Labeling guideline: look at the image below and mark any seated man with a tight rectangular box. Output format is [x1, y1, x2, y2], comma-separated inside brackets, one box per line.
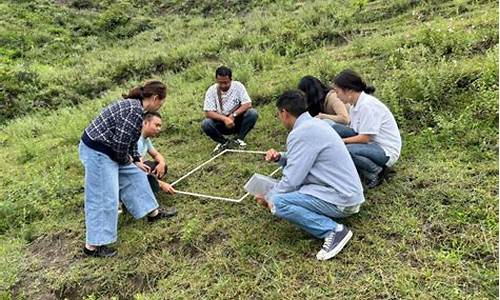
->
[201, 66, 258, 153]
[137, 111, 169, 193]
[256, 90, 365, 261]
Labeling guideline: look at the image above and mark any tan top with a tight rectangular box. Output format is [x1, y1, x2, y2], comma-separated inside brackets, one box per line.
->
[319, 90, 350, 125]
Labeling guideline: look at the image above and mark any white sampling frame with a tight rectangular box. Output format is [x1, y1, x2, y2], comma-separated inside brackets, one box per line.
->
[171, 149, 281, 203]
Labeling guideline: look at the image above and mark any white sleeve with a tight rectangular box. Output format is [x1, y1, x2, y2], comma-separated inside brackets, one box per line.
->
[203, 87, 217, 111]
[239, 83, 251, 104]
[357, 105, 383, 135]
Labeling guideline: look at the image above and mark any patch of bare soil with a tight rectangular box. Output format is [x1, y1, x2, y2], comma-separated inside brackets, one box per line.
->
[11, 229, 82, 300]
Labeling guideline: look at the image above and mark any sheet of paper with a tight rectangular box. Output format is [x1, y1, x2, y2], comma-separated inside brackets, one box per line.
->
[244, 173, 278, 196]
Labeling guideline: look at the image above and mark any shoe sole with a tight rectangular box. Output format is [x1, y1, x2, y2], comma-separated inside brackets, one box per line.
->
[147, 211, 177, 222]
[83, 249, 117, 258]
[316, 230, 353, 261]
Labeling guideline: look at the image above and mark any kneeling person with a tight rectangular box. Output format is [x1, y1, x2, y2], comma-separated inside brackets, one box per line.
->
[256, 90, 364, 261]
[201, 66, 258, 153]
[138, 111, 169, 193]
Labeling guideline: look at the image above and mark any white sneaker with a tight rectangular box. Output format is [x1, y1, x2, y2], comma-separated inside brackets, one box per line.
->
[316, 226, 352, 261]
[234, 139, 247, 148]
[212, 141, 230, 154]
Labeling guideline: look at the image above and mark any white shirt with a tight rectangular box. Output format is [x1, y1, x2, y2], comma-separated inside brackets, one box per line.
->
[203, 81, 251, 116]
[349, 92, 402, 167]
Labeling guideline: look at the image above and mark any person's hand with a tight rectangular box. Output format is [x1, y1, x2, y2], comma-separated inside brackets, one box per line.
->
[255, 194, 270, 210]
[159, 181, 176, 194]
[265, 149, 281, 162]
[134, 161, 151, 173]
[315, 113, 325, 119]
[153, 162, 166, 178]
[224, 116, 235, 129]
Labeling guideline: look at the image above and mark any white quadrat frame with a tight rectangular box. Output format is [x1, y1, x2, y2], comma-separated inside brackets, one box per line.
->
[171, 149, 282, 203]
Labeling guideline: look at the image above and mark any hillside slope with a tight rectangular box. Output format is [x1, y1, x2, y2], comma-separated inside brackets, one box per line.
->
[0, 0, 498, 299]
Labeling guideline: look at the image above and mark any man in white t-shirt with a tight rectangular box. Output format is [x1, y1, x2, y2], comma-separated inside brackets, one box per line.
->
[201, 66, 259, 153]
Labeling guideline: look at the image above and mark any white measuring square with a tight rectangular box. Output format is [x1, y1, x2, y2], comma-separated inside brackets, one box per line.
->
[171, 149, 281, 202]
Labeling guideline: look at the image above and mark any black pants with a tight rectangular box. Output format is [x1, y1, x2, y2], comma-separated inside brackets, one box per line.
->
[201, 108, 259, 144]
[143, 160, 168, 193]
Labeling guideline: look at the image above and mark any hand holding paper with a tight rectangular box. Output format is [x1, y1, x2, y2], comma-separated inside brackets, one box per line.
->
[244, 173, 278, 196]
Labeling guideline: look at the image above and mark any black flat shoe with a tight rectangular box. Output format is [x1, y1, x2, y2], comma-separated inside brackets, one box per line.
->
[147, 207, 178, 223]
[83, 245, 117, 258]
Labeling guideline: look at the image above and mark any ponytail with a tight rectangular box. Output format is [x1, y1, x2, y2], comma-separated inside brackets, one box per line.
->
[364, 85, 376, 94]
[122, 80, 167, 100]
[334, 69, 376, 94]
[122, 86, 144, 100]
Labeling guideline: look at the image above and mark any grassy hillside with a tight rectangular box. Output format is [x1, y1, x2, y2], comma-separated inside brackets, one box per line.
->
[0, 0, 498, 299]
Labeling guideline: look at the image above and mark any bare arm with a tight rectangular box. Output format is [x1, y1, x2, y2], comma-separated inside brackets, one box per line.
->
[319, 93, 350, 124]
[343, 134, 372, 144]
[148, 147, 166, 178]
[148, 148, 165, 165]
[205, 111, 229, 122]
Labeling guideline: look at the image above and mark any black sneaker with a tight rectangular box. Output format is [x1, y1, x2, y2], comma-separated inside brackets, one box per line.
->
[365, 174, 382, 188]
[366, 166, 393, 188]
[83, 245, 117, 258]
[316, 226, 353, 261]
[147, 207, 178, 223]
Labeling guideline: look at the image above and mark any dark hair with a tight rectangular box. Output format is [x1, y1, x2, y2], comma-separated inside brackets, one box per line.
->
[276, 90, 307, 117]
[122, 80, 167, 100]
[215, 66, 232, 79]
[144, 111, 162, 122]
[333, 69, 375, 94]
[297, 75, 330, 117]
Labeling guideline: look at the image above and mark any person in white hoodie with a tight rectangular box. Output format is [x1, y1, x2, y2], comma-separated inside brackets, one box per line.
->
[331, 69, 402, 188]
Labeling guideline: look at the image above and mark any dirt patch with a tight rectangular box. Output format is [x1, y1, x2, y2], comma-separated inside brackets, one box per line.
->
[11, 229, 82, 300]
[203, 229, 229, 246]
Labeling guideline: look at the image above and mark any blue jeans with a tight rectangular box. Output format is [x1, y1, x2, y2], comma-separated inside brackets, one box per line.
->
[79, 142, 159, 245]
[201, 108, 258, 144]
[268, 192, 354, 239]
[332, 124, 389, 180]
[322, 119, 337, 127]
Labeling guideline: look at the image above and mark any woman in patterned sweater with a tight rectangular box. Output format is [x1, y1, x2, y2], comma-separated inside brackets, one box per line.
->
[79, 80, 176, 258]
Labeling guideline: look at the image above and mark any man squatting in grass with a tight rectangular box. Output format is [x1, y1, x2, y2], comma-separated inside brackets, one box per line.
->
[201, 66, 259, 153]
[118, 111, 174, 214]
[136, 111, 174, 194]
[255, 90, 365, 261]
[79, 80, 177, 258]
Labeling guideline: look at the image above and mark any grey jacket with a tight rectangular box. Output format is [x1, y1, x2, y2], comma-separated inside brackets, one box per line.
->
[268, 112, 364, 207]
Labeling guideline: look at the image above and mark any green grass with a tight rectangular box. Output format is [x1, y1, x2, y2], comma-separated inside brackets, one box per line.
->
[0, 0, 498, 299]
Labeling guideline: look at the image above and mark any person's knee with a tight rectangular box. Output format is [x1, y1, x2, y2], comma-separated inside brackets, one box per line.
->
[201, 118, 214, 133]
[333, 124, 354, 138]
[244, 108, 259, 121]
[331, 123, 344, 133]
[269, 193, 290, 216]
[346, 144, 362, 156]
